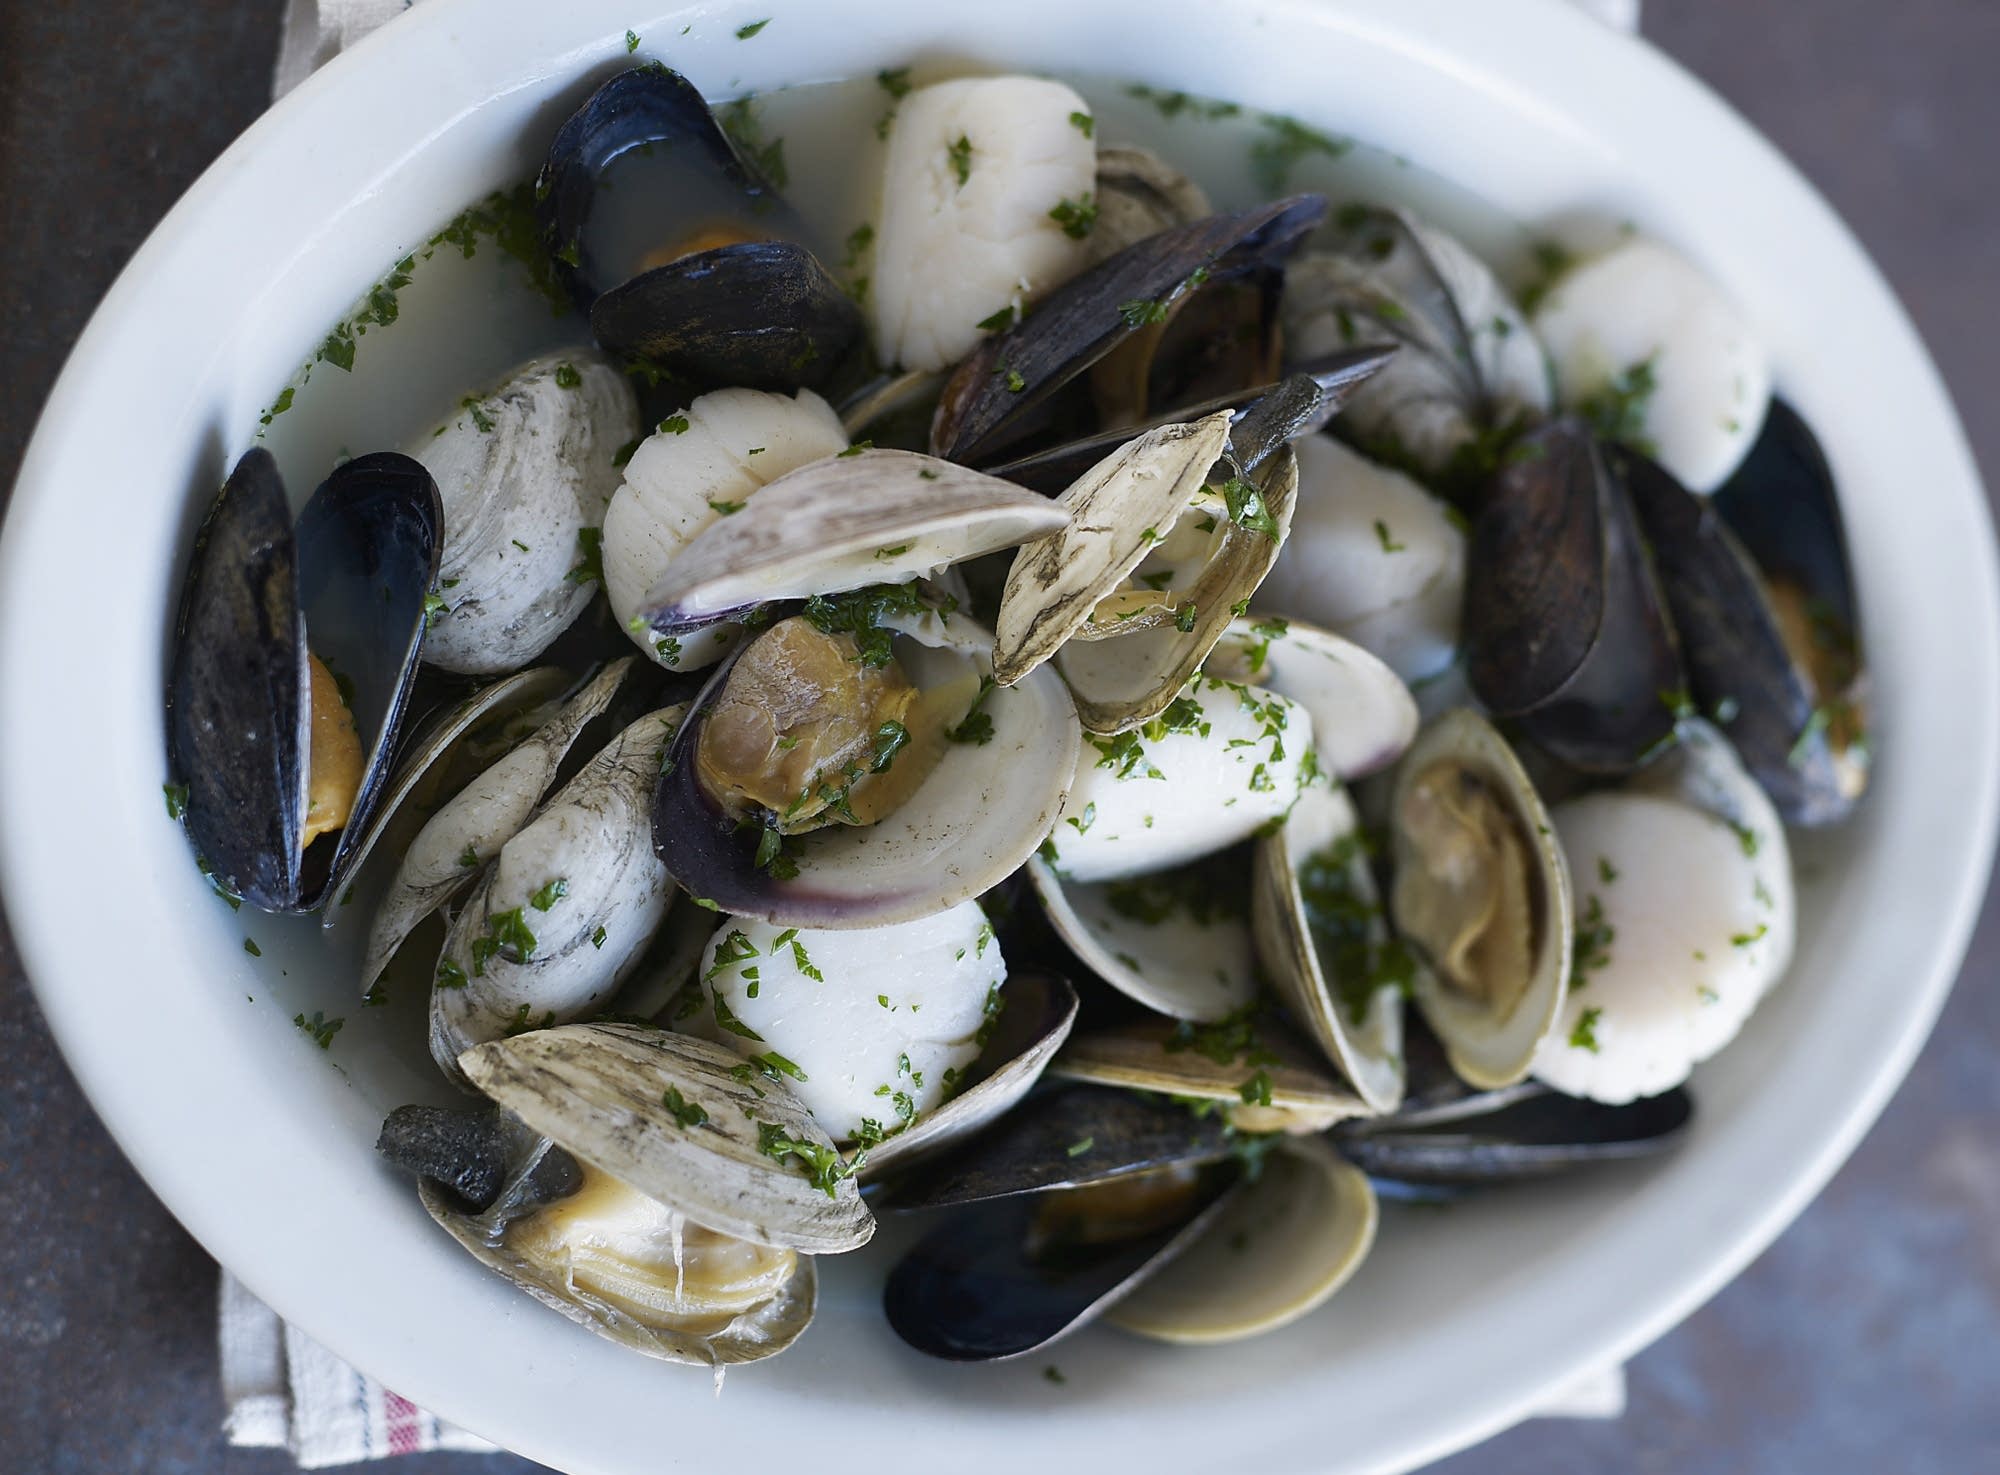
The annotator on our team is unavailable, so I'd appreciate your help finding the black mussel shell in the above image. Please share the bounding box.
[931,195,1328,465]
[1625,436,1861,824]
[983,347,1395,494]
[1464,420,1683,772]
[1334,1083,1693,1186]
[536,64,801,307]
[167,450,441,912]
[883,1161,1238,1361]
[377,1104,583,1216]
[873,1085,1235,1211]
[589,240,862,394]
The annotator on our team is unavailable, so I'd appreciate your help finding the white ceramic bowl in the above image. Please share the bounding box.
[4,2,1995,1470]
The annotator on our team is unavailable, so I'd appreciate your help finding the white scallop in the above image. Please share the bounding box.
[601,387,847,671]
[1532,791,1787,1105]
[683,903,1003,1142]
[871,76,1096,372]
[1533,237,1772,493]
[1041,674,1311,884]
[1253,434,1465,684]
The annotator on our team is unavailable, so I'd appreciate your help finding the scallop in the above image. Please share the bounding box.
[602,387,848,671]
[1532,237,1771,494]
[1254,434,1466,684]
[871,76,1096,372]
[1039,672,1312,884]
[679,902,1006,1143]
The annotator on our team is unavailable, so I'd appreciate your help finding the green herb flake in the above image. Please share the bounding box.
[624,29,640,52]
[707,498,747,516]
[876,66,913,99]
[1373,519,1406,553]
[1732,923,1769,948]
[1220,476,1279,539]
[976,303,1021,333]
[735,18,770,38]
[1066,1136,1095,1158]
[1118,296,1171,329]
[435,959,468,990]
[663,1085,709,1129]
[659,413,691,435]
[947,133,974,187]
[528,877,568,911]
[1571,894,1615,990]
[553,361,582,389]
[163,782,190,820]
[243,938,262,958]
[1569,1006,1604,1053]
[294,1011,344,1050]
[756,1123,856,1197]
[1068,111,1094,137]
[1238,1068,1273,1107]
[1578,356,1661,454]
[1044,1365,1067,1386]
[565,525,604,586]
[1250,112,1352,194]
[1048,194,1098,239]
[1598,857,1620,884]
[592,926,608,950]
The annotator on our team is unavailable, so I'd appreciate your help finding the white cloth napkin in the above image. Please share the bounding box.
[229,0,1641,1462]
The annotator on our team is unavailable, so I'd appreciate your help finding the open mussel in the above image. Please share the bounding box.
[381,1023,871,1366]
[879,1085,1374,1358]
[931,194,1327,466]
[166,448,441,913]
[538,65,860,390]
[1630,406,1869,824]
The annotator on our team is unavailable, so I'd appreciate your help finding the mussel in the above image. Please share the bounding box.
[537,65,861,391]
[166,448,441,913]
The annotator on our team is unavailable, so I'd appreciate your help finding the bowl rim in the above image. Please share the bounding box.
[4,1,1996,1471]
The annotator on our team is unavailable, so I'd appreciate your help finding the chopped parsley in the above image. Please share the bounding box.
[435,959,468,990]
[756,1123,856,1197]
[1118,296,1171,328]
[528,877,568,911]
[163,782,189,820]
[1571,894,1615,990]
[469,907,537,977]
[423,591,449,627]
[293,1011,344,1050]
[1238,1068,1274,1108]
[1297,832,1415,1021]
[553,361,582,389]
[945,676,999,746]
[1578,357,1660,454]
[1066,1137,1095,1158]
[799,581,945,668]
[658,413,691,435]
[565,526,604,585]
[976,303,1020,333]
[1166,1005,1275,1069]
[707,498,747,516]
[243,938,261,958]
[719,96,787,189]
[1731,923,1769,948]
[1124,84,1239,122]
[734,18,769,38]
[947,134,974,188]
[1249,113,1352,194]
[591,926,608,949]
[1373,520,1406,553]
[1220,476,1280,538]
[1568,1007,1603,1054]
[1598,857,1620,884]
[1048,194,1098,239]
[876,66,913,99]
[624,29,640,52]
[1069,111,1094,137]
[663,1086,709,1129]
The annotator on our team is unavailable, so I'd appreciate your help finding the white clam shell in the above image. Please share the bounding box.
[411,352,637,674]
[1205,614,1418,781]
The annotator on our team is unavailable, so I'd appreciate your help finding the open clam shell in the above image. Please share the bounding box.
[1387,709,1574,1090]
[637,449,1069,631]
[1051,1016,1368,1133]
[167,448,442,913]
[653,600,1080,929]
[932,194,1327,465]
[1205,614,1418,781]
[1465,420,1684,773]
[462,1024,874,1253]
[1028,849,1257,1024]
[430,706,683,1076]
[995,400,1303,733]
[360,660,635,990]
[1253,781,1407,1114]
[1107,1137,1377,1344]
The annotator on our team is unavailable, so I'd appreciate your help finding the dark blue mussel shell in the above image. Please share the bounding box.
[167,449,441,912]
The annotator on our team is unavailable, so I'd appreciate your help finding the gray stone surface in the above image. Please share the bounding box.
[1,2,1995,1471]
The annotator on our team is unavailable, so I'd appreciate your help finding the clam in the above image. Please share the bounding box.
[1085,145,1211,264]
[381,1022,871,1367]
[360,660,637,993]
[1050,1012,1367,1133]
[1532,720,1795,1105]
[653,585,1079,930]
[410,352,638,675]
[1253,780,1410,1113]
[1630,406,1869,824]
[993,389,1305,733]
[1532,236,1770,494]
[430,707,684,1077]
[537,65,861,390]
[878,1085,1374,1358]
[1281,205,1549,483]
[1463,420,1685,772]
[675,901,1077,1174]
[931,193,1326,466]
[166,448,441,913]
[1253,431,1467,686]
[1386,709,1574,1090]
[871,76,1098,373]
